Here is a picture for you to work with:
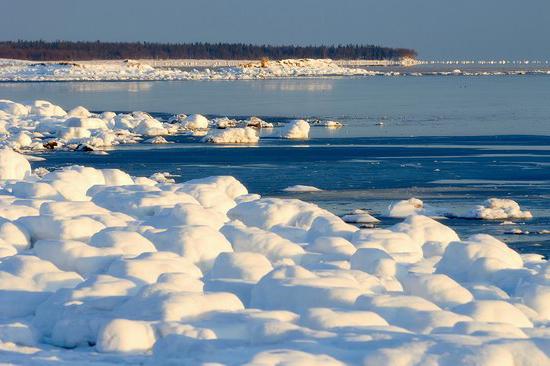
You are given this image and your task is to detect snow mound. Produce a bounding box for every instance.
[283,185,322,192]
[203,127,259,144]
[468,198,533,220]
[281,119,310,139]
[0,158,548,365]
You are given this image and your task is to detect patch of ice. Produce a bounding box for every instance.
[283,185,322,192]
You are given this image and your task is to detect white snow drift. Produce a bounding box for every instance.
[0,149,549,365]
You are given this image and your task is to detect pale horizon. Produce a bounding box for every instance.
[1,0,549,60]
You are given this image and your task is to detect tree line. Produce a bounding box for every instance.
[0,41,417,61]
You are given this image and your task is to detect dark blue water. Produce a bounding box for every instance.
[31,135,550,258]
[1,77,549,256]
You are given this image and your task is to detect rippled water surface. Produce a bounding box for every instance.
[1,76,549,256]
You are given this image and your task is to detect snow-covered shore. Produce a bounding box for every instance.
[0,58,376,82]
[1,58,549,81]
[0,149,549,365]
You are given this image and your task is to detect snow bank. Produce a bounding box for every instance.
[0,59,377,82]
[0,148,31,180]
[0,158,549,365]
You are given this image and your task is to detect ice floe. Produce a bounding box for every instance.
[282,185,322,192]
[0,99,329,151]
[0,151,549,365]
[280,119,310,139]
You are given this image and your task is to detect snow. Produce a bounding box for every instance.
[0,156,549,365]
[341,209,380,224]
[280,119,310,139]
[0,99,324,152]
[0,59,377,82]
[0,148,31,180]
[468,198,533,220]
[283,184,322,192]
[203,127,259,144]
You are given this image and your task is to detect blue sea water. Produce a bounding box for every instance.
[1,76,549,256]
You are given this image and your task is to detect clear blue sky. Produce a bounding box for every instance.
[2,0,549,60]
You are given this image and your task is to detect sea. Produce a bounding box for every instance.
[1,74,549,257]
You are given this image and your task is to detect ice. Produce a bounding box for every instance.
[468,198,533,220]
[0,59,378,82]
[283,185,322,192]
[202,127,259,144]
[341,209,380,224]
[0,148,31,180]
[0,155,549,365]
[280,119,310,139]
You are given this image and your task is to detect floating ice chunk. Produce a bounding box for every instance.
[323,120,343,128]
[183,114,209,130]
[149,172,176,184]
[341,209,379,224]
[144,136,169,144]
[0,148,31,180]
[387,198,448,218]
[96,319,156,353]
[281,119,310,139]
[468,198,533,220]
[203,127,259,144]
[133,118,168,136]
[283,185,322,192]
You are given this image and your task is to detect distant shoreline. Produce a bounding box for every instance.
[0,41,416,62]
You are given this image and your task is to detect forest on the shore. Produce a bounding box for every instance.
[0,41,417,61]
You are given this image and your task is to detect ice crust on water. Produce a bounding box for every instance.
[0,150,549,365]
